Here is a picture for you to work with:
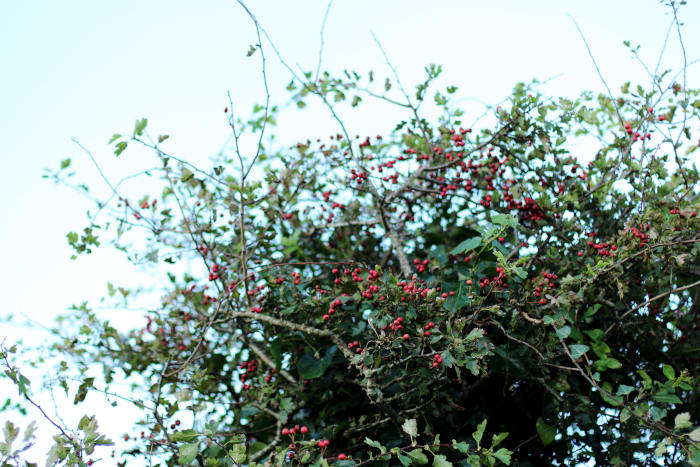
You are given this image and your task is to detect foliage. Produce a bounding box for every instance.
[5,4,700,466]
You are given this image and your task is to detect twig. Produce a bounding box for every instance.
[314,0,334,82]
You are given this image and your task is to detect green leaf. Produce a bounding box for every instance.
[472,420,487,448]
[492,214,517,228]
[569,344,589,359]
[114,141,128,157]
[584,329,604,342]
[616,385,635,396]
[133,118,148,137]
[432,453,453,467]
[180,168,194,183]
[555,325,571,340]
[397,452,412,466]
[402,419,418,439]
[663,364,675,381]
[491,431,508,448]
[108,133,121,144]
[297,346,336,379]
[179,441,199,464]
[674,412,692,430]
[171,430,199,442]
[73,377,94,405]
[604,358,621,370]
[246,45,257,57]
[364,438,386,454]
[493,447,512,464]
[229,443,246,463]
[688,426,700,442]
[60,158,71,169]
[653,392,682,404]
[452,440,470,454]
[3,421,18,445]
[536,418,555,446]
[451,237,482,255]
[407,449,429,464]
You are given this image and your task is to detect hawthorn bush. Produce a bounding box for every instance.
[4,7,700,467]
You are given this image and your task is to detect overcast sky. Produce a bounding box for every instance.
[1,0,698,463]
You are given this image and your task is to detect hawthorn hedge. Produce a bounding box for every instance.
[3,7,700,467]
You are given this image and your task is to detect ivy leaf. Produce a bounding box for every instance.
[569,344,589,359]
[555,325,571,340]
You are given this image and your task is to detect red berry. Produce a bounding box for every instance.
[338,453,347,460]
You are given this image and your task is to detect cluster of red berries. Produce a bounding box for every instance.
[323,297,344,321]
[349,169,369,185]
[670,208,697,218]
[239,359,257,390]
[361,284,381,299]
[413,257,429,272]
[139,199,157,209]
[282,425,308,436]
[383,316,404,333]
[586,238,617,257]
[623,122,651,142]
[208,264,221,281]
[347,341,363,354]
[432,353,443,368]
[423,321,435,337]
[629,225,649,247]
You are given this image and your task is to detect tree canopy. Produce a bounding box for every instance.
[2,3,700,466]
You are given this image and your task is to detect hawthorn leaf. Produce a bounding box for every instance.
[179,441,199,464]
[432,453,453,467]
[451,237,482,255]
[402,419,418,439]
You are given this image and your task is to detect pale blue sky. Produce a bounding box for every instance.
[1,0,698,462]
